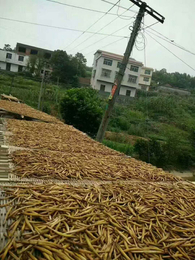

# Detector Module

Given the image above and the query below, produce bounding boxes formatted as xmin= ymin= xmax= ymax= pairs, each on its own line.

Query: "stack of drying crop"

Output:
xmin=12 ymin=149 xmax=180 ymax=182
xmin=0 ymin=100 xmax=61 ymax=123
xmin=7 ymin=119 xmax=120 ymax=156
xmin=6 ymin=119 xmax=179 ymax=182
xmin=1 ymin=182 xmax=195 ymax=259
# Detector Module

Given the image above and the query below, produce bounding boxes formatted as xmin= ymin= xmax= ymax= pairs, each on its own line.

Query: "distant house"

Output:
xmin=157 ymin=84 xmax=191 ymax=96
xmin=0 ymin=42 xmax=53 ymax=75
xmin=79 ymin=77 xmax=90 ymax=87
xmin=91 ymin=50 xmax=153 ymax=98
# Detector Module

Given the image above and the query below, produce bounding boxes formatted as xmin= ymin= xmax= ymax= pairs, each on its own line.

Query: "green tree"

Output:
xmin=3 ymin=44 xmax=13 ymax=51
xmin=60 ymin=88 xmax=103 ymax=137
xmin=26 ymin=53 xmax=46 ymax=76
xmin=50 ymin=50 xmax=87 ymax=85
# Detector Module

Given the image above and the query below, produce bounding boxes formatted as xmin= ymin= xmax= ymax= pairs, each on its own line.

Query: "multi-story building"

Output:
xmin=91 ymin=50 xmax=153 ymax=97
xmin=0 ymin=43 xmax=53 ymax=74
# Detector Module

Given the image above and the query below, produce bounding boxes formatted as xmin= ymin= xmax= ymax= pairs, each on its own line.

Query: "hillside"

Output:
xmin=1 ymin=71 xmax=195 ymax=172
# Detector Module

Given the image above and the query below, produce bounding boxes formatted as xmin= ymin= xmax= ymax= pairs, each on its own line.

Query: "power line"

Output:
xmin=65 ymin=0 xmax=120 ymax=50
xmin=69 ymin=3 xmax=135 ymax=52
xmin=45 ymin=0 xmax=130 ymax=17
xmin=80 ymin=18 xmax=135 ymax=53
xmin=146 ymin=29 xmax=195 ymax=57
xmin=145 ymin=31 xmax=195 ymax=72
xmin=101 ymin=0 xmax=137 ymax=13
xmin=84 ymin=37 xmax=126 ymax=56
xmin=0 ymin=16 xmax=128 ymax=38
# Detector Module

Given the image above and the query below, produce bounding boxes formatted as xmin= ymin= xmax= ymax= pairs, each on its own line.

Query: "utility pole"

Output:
xmin=96 ymin=0 xmax=164 ymax=142
xmin=38 ymin=65 xmax=46 ymax=110
xmin=9 ymin=75 xmax=15 ymax=95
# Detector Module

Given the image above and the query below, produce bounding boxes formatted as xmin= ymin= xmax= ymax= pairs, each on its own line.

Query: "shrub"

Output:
xmin=60 ymin=88 xmax=103 ymax=137
xmin=103 ymin=140 xmax=134 ymax=156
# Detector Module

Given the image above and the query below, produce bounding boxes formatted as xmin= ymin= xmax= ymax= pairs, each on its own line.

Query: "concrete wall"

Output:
xmin=139 ymin=67 xmax=153 ymax=86
xmin=91 ymin=52 xmax=152 ymax=99
xmin=0 ymin=62 xmax=6 ymax=70
xmin=119 ymin=86 xmax=136 ymax=97
xmin=0 ymin=50 xmax=28 ymax=67
xmin=94 ymin=81 xmax=136 ymax=97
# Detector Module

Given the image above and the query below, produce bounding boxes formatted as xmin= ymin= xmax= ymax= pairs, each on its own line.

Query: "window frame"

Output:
xmin=117 ymin=62 xmax=122 ymax=68
xmin=126 ymin=90 xmax=131 ymax=96
xmin=143 ymin=77 xmax=150 ymax=82
xmin=130 ymin=65 xmax=139 ymax=72
xmin=18 ymin=46 xmax=26 ymax=53
xmin=6 ymin=63 xmax=11 ymax=71
xmin=18 ymin=65 xmax=23 ymax=72
xmin=145 ymin=69 xmax=151 ymax=75
xmin=128 ymin=74 xmax=137 ymax=83
xmin=103 ymin=58 xmax=113 ymax=66
xmin=101 ymin=68 xmax=111 ymax=78
xmin=18 ymin=56 xmax=24 ymax=62
xmin=30 ymin=49 xmax=38 ymax=55
xmin=6 ymin=53 xmax=12 ymax=59
xmin=100 ymin=84 xmax=106 ymax=92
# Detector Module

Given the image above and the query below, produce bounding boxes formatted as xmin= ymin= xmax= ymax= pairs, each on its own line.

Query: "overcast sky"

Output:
xmin=0 ymin=0 xmax=195 ymax=76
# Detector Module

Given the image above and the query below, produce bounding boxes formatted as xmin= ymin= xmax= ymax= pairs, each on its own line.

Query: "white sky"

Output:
xmin=0 ymin=0 xmax=195 ymax=76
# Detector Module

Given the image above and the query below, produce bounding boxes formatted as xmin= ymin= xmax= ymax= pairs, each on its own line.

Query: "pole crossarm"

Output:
xmin=130 ymin=0 xmax=165 ymax=23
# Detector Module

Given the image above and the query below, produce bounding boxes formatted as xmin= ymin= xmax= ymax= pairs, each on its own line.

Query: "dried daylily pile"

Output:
xmin=6 ymin=119 xmax=180 ymax=181
xmin=1 ymin=182 xmax=195 ymax=260
xmin=12 ymin=149 xmax=180 ymax=182
xmin=0 ymin=100 xmax=61 ymax=123
xmin=7 ymin=119 xmax=119 ymax=156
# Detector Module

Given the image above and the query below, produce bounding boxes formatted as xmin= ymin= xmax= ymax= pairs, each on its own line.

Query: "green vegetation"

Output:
xmin=103 ymin=140 xmax=134 ymax=156
xmin=1 ymin=66 xmax=195 ymax=171
xmin=0 ymin=72 xmax=62 ymax=116
xmin=152 ymin=68 xmax=195 ymax=91
xmin=60 ymin=88 xmax=103 ymax=137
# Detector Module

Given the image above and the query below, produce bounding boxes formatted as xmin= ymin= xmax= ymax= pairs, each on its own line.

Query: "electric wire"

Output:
xmin=145 ymin=31 xmax=195 ymax=72
xmin=146 ymin=29 xmax=195 ymax=56
xmin=84 ymin=37 xmax=126 ymax=56
xmin=117 ymin=1 xmax=135 ymax=20
xmin=101 ymin=0 xmax=137 ymax=13
xmin=65 ymin=0 xmax=120 ymax=49
xmin=69 ymin=3 xmax=135 ymax=52
xmin=0 ymin=17 xmax=128 ymax=38
xmin=45 ymin=0 xmax=131 ymax=17
xmin=80 ymin=16 xmax=136 ymax=53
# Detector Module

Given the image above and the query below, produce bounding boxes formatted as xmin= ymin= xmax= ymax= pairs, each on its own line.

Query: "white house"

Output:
xmin=91 ymin=50 xmax=153 ymax=97
xmin=0 ymin=43 xmax=53 ymax=74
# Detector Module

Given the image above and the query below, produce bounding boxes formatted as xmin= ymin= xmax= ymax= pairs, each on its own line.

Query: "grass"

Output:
xmin=103 ymin=139 xmax=134 ymax=156
xmin=0 ymin=73 xmax=66 ymax=116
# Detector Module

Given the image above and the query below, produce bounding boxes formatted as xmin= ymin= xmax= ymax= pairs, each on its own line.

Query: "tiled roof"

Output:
xmin=95 ymin=49 xmax=143 ymax=65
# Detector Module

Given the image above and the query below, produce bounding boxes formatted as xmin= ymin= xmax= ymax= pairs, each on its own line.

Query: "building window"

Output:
xmin=44 ymin=53 xmax=51 ymax=59
xmin=144 ymin=77 xmax=150 ymax=82
xmin=128 ymin=74 xmax=137 ymax=83
xmin=126 ymin=90 xmax=131 ymax=96
xmin=145 ymin=69 xmax=151 ymax=75
xmin=18 ymin=56 xmax=24 ymax=62
xmin=30 ymin=49 xmax=38 ymax=55
xmin=100 ymin=84 xmax=105 ymax=91
xmin=115 ymin=71 xmax=118 ymax=79
xmin=95 ymin=60 xmax=98 ymax=66
xmin=130 ymin=65 xmax=139 ymax=72
xmin=103 ymin=58 xmax=112 ymax=66
xmin=117 ymin=62 xmax=122 ymax=68
xmin=18 ymin=46 xmax=26 ymax=53
xmin=6 ymin=53 xmax=12 ymax=59
xmin=93 ymin=70 xmax=96 ymax=78
xmin=18 ymin=65 xmax=23 ymax=72
xmin=6 ymin=63 xmax=11 ymax=71
xmin=101 ymin=69 xmax=111 ymax=78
